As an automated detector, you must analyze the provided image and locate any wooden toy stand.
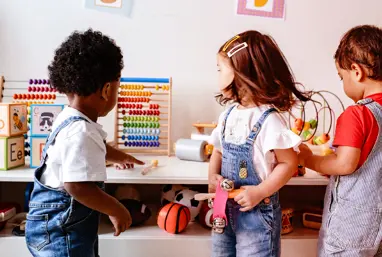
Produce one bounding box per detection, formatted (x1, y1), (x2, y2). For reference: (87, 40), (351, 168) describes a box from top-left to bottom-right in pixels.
(114, 77), (172, 156)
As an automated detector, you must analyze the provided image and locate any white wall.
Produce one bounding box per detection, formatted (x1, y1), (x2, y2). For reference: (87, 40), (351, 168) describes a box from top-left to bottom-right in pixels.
(0, 0), (381, 142)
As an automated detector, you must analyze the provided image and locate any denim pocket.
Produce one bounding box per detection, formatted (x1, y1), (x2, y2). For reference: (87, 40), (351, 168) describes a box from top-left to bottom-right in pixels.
(238, 206), (273, 231)
(327, 198), (382, 249)
(25, 214), (50, 251)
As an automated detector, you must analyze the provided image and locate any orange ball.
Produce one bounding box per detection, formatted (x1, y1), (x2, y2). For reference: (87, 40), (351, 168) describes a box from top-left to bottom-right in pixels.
(157, 203), (190, 234)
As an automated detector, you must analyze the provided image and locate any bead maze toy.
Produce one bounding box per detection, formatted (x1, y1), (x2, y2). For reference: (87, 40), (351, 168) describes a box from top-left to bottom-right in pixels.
(289, 90), (345, 156)
(114, 77), (172, 156)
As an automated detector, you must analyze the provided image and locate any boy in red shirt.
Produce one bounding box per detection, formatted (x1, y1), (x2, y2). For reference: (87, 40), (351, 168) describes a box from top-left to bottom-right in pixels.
(299, 25), (382, 256)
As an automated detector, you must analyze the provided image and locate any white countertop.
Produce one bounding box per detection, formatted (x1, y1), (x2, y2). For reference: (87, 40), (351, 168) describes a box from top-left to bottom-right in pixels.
(0, 156), (328, 185)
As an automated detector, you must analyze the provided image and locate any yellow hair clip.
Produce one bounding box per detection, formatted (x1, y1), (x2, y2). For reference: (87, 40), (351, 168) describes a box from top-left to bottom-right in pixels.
(222, 35), (240, 52)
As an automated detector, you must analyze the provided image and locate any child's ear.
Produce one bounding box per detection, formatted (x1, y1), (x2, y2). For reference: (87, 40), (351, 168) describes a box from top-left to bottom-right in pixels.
(350, 63), (365, 82)
(101, 83), (111, 101)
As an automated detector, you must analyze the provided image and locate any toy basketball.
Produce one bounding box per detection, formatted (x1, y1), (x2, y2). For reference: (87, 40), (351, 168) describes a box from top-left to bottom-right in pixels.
(157, 203), (191, 234)
(281, 208), (294, 235)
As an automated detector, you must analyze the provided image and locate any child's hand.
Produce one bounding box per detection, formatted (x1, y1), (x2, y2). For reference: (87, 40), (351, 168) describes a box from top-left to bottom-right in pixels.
(208, 174), (224, 193)
(298, 143), (313, 165)
(234, 186), (266, 212)
(109, 208), (132, 236)
(115, 154), (145, 170)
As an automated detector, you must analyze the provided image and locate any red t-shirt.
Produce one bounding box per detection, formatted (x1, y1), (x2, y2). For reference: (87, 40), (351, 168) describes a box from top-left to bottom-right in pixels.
(333, 93), (382, 168)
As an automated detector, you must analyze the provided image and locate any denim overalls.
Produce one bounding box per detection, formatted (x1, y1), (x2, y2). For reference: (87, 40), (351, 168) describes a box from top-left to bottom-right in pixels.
(212, 107), (282, 257)
(25, 116), (104, 257)
(318, 99), (382, 257)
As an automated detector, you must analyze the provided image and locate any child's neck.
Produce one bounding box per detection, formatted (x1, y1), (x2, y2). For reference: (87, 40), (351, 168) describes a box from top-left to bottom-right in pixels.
(363, 80), (382, 99)
(68, 95), (99, 122)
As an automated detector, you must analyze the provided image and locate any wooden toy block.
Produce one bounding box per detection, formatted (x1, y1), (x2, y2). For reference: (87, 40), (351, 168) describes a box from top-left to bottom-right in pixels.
(30, 136), (47, 168)
(0, 103), (28, 137)
(30, 104), (64, 137)
(0, 135), (25, 170)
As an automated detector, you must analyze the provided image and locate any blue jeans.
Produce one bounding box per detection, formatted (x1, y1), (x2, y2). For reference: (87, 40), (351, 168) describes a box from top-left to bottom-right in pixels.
(25, 116), (102, 257)
(212, 107), (281, 257)
(212, 199), (281, 257)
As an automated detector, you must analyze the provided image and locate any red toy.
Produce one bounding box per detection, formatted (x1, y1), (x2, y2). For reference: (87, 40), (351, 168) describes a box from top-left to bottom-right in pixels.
(198, 201), (213, 228)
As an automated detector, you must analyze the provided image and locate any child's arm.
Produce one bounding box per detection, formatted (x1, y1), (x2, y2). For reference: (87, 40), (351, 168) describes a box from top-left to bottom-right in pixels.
(105, 143), (144, 167)
(235, 148), (297, 211)
(64, 182), (132, 236)
(208, 148), (223, 193)
(300, 144), (361, 175)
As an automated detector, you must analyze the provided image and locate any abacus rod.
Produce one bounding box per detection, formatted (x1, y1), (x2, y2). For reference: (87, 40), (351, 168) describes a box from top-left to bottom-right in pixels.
(118, 105), (169, 108)
(117, 143), (169, 145)
(118, 92), (169, 95)
(117, 130), (168, 133)
(117, 111), (168, 114)
(117, 117), (168, 120)
(118, 136), (168, 139)
(120, 77), (170, 83)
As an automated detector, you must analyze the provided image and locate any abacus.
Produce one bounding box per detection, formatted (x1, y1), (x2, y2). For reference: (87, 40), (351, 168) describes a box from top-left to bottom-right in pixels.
(0, 76), (63, 159)
(115, 77), (172, 156)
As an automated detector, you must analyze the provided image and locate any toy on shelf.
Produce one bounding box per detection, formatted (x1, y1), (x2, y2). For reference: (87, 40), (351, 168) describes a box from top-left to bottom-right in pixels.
(119, 199), (152, 227)
(174, 189), (202, 221)
(0, 202), (21, 231)
(302, 208), (323, 230)
(0, 103), (28, 137)
(157, 202), (191, 234)
(0, 135), (25, 170)
(30, 104), (64, 137)
(29, 104), (64, 168)
(281, 208), (294, 235)
(289, 90), (345, 170)
(0, 76), (63, 161)
(141, 159), (158, 175)
(290, 91), (345, 148)
(198, 201), (213, 228)
(161, 184), (186, 206)
(114, 77), (172, 156)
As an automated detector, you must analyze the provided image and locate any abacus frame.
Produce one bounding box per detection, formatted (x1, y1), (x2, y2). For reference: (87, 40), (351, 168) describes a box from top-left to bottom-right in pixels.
(114, 77), (172, 156)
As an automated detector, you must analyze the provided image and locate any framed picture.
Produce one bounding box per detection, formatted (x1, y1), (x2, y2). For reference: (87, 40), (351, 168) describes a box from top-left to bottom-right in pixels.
(84, 0), (134, 17)
(236, 0), (285, 19)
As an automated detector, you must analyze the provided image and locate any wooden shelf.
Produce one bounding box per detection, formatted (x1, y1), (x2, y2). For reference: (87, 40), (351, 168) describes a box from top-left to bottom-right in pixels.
(0, 156), (328, 185)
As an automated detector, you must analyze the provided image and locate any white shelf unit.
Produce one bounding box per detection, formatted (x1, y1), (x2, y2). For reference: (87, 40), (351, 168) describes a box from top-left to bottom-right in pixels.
(0, 155), (327, 257)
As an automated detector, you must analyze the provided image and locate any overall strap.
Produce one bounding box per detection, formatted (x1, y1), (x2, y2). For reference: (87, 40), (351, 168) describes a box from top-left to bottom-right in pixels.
(221, 105), (236, 141)
(40, 116), (88, 165)
(357, 98), (374, 106)
(364, 100), (382, 122)
(246, 108), (277, 144)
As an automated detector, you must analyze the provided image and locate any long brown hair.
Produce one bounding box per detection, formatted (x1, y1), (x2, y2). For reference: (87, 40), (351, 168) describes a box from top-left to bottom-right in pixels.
(335, 25), (382, 81)
(216, 30), (311, 111)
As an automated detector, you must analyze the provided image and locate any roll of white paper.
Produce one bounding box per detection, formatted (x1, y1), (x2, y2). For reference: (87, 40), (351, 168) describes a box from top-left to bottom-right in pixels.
(175, 139), (208, 162)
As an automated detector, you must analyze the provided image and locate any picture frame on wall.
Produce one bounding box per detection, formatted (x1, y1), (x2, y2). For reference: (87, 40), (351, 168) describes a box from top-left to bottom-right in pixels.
(84, 0), (134, 17)
(236, 0), (286, 19)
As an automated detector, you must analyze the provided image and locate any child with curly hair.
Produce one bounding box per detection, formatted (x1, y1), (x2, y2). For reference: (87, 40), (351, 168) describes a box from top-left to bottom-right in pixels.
(208, 30), (311, 257)
(25, 29), (144, 257)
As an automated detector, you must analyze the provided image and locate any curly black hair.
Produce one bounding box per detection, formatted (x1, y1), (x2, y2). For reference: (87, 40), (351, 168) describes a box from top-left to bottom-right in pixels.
(48, 29), (124, 96)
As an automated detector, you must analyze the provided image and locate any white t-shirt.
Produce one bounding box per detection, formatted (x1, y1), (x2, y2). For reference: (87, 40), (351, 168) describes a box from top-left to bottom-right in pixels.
(209, 105), (301, 181)
(40, 107), (108, 189)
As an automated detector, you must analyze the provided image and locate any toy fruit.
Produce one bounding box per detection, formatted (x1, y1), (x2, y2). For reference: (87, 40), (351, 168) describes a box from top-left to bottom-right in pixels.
(302, 122), (311, 131)
(294, 119), (303, 131)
